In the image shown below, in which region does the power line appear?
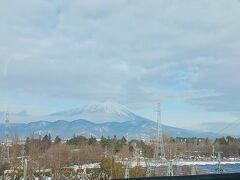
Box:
[215,118,240,135]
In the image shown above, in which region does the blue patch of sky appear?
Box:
[56,9,61,15]
[149,81,189,92]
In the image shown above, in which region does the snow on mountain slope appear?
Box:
[48,102,142,123]
[0,102,225,139]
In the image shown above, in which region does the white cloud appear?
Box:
[0,0,240,118]
[112,62,129,72]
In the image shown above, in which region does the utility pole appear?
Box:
[154,103,165,162]
[169,148,172,160]
[212,145,215,162]
[104,145,108,157]
[23,159,28,180]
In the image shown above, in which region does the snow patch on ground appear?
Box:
[175,161,240,166]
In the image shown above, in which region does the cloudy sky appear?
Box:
[0,0,240,132]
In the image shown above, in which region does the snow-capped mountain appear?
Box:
[0,102,226,139]
[48,102,145,123]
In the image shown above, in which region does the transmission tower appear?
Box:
[146,160,151,177]
[1,111,10,162]
[124,166,129,179]
[154,103,165,162]
[167,160,173,176]
[4,111,9,146]
[216,152,223,174]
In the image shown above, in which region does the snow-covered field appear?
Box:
[2,161,240,179]
[78,160,240,169]
[175,161,240,166]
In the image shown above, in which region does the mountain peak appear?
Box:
[81,101,131,115]
[48,101,137,123]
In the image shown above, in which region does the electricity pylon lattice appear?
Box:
[4,112,9,146]
[146,160,151,177]
[125,167,129,179]
[216,152,223,174]
[154,103,165,162]
[1,111,10,162]
[167,160,173,176]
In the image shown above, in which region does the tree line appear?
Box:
[1,133,240,178]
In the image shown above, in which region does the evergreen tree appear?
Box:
[88,136,97,145]
[24,137,30,154]
[215,137,228,145]
[100,136,110,148]
[67,135,87,145]
[121,136,127,145]
[54,136,61,144]
[42,134,52,150]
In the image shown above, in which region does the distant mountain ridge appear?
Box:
[0,102,224,139]
[0,118,221,140]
